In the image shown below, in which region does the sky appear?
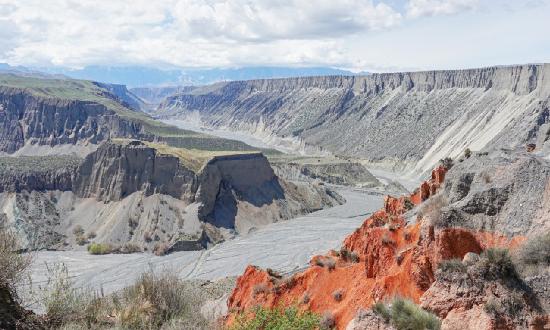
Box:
[0,0,549,72]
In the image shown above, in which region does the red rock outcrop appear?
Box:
[226,166,528,329]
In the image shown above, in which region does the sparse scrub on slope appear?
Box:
[39,267,213,329]
[372,297,441,330]
[515,231,550,276]
[0,226,32,296]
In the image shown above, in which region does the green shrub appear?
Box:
[231,305,320,330]
[438,259,466,274]
[372,302,391,323]
[87,243,113,255]
[372,298,441,330]
[478,248,519,282]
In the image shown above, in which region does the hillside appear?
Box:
[158,64,550,176]
[227,149,550,329]
[0,74,273,156]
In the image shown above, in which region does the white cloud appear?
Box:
[406,0,478,18]
[0,0,402,68]
[0,0,548,71]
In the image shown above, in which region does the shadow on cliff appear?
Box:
[205,177,285,229]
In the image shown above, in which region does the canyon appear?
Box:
[157,64,550,176]
[1,64,549,330]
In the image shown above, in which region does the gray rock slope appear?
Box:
[0,141,342,251]
[158,64,550,175]
[416,149,550,237]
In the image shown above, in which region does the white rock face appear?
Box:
[158,64,550,177]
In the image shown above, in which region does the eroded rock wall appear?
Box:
[0,87,143,154]
[159,64,550,174]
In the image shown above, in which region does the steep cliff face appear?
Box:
[0,141,342,250]
[96,82,146,112]
[159,64,550,174]
[226,156,549,329]
[0,156,79,193]
[0,86,143,154]
[74,141,198,202]
[437,150,550,237]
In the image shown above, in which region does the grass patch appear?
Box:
[372,298,441,330]
[231,305,320,330]
[111,140,260,172]
[87,243,113,255]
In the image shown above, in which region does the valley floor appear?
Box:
[22,187,383,302]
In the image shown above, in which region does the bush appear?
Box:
[464,148,472,159]
[153,243,170,256]
[72,225,84,236]
[372,298,441,330]
[315,257,336,270]
[75,235,87,246]
[325,258,336,270]
[516,232,550,275]
[0,227,32,294]
[332,289,344,302]
[372,301,391,323]
[40,267,210,329]
[266,268,282,279]
[231,305,320,330]
[439,158,453,170]
[119,243,142,254]
[116,271,190,329]
[438,259,466,274]
[87,243,113,255]
[40,263,104,327]
[478,248,519,282]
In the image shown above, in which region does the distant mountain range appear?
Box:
[0,63,361,87]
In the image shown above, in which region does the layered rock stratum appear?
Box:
[158,64,550,175]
